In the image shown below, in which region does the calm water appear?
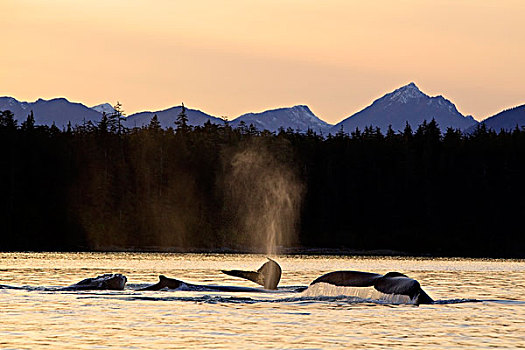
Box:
[0,253,524,349]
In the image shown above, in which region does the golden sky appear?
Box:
[1,0,524,123]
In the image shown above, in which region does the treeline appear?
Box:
[1,108,524,257]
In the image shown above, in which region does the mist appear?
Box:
[222,140,304,255]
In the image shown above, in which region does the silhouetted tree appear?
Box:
[0,110,17,130]
[0,109,524,257]
[148,114,161,131]
[175,102,190,133]
[21,111,35,131]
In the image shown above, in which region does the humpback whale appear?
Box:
[141,260,433,304]
[55,261,433,304]
[139,259,286,292]
[138,275,275,293]
[221,258,282,290]
[61,273,127,291]
[310,271,434,305]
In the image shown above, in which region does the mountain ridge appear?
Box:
[123,105,224,129]
[3,84,522,133]
[230,105,331,134]
[0,96,102,127]
[332,82,478,133]
[465,104,525,133]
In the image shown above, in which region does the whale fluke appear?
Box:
[138,275,184,291]
[310,271,382,287]
[221,258,282,290]
[61,273,127,291]
[310,271,434,305]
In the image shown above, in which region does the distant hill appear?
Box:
[124,106,224,129]
[332,83,478,133]
[91,103,116,115]
[466,104,525,133]
[0,96,101,127]
[231,105,332,134]
[4,89,523,135]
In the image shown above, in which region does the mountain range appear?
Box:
[122,106,225,129]
[0,96,102,127]
[230,105,332,134]
[333,83,477,133]
[2,83,523,133]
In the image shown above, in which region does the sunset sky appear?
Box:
[1,0,524,123]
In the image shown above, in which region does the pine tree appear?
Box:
[108,101,126,134]
[175,102,189,133]
[98,112,109,133]
[21,110,35,131]
[148,114,161,131]
[0,110,18,130]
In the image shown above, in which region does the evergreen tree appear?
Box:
[97,112,109,133]
[148,114,162,131]
[0,110,18,130]
[108,101,126,134]
[21,110,35,131]
[175,102,190,133]
[402,121,413,141]
[385,124,396,140]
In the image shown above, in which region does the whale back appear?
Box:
[222,258,282,290]
[138,275,184,291]
[63,273,127,291]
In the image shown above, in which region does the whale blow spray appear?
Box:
[224,141,303,255]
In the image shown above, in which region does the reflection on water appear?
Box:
[0,253,524,349]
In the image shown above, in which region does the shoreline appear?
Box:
[1,247,524,260]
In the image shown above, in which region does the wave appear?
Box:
[3,283,522,306]
[80,294,494,306]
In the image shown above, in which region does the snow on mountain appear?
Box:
[0,96,102,127]
[91,103,116,115]
[124,105,224,129]
[0,97,31,119]
[9,85,522,135]
[332,83,478,133]
[230,105,332,134]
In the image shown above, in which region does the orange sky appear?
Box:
[1,0,524,123]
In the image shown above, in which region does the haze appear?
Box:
[1,0,524,123]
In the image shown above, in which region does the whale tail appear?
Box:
[221,258,282,290]
[138,275,184,291]
[310,271,434,305]
[413,288,434,304]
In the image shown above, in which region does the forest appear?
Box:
[1,107,524,257]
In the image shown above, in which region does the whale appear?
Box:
[310,271,434,305]
[138,259,288,292]
[52,261,433,304]
[60,273,127,291]
[221,258,282,290]
[138,274,277,292]
[141,260,433,304]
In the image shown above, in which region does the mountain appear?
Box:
[468,104,525,132]
[333,83,478,133]
[230,105,332,134]
[91,103,116,115]
[0,96,101,127]
[124,105,223,129]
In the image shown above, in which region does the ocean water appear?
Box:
[0,252,524,349]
